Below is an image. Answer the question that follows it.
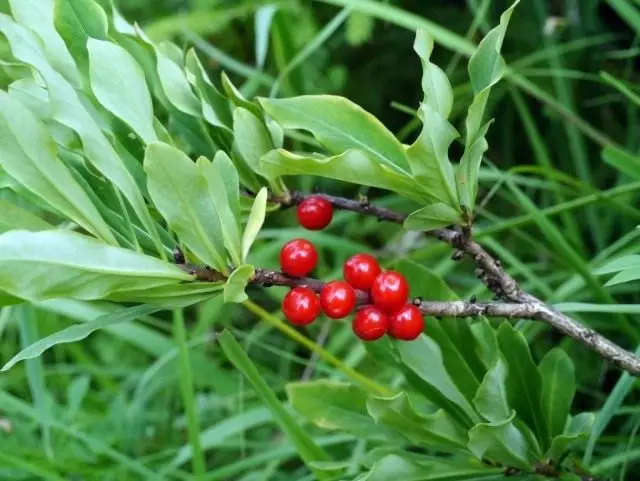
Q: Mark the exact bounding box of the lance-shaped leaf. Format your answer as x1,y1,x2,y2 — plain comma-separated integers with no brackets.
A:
457,0,520,211
156,45,202,117
407,31,460,209
242,187,268,261
468,411,533,471
259,95,412,176
88,38,157,144
404,202,460,231
261,149,426,203
223,264,254,303
234,107,276,178
287,380,401,442
197,153,243,267
185,49,233,129
144,142,228,272
54,0,109,69
497,322,549,450
0,91,116,245
396,336,479,427
367,392,468,450
539,348,576,439
0,230,192,305
473,356,510,423
547,412,594,461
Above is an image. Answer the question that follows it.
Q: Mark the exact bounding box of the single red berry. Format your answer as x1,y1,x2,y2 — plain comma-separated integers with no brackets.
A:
280,238,318,277
320,280,357,319
370,271,409,312
352,306,389,341
282,287,321,326
297,196,333,230
343,253,381,291
388,304,424,340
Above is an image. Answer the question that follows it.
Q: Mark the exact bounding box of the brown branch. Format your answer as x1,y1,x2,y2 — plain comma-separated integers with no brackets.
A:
269,191,640,377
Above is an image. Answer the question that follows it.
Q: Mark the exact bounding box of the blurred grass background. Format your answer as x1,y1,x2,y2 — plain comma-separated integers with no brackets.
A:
2,0,640,479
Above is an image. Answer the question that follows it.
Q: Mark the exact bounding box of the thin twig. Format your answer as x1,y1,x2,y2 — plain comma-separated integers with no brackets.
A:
267,191,640,377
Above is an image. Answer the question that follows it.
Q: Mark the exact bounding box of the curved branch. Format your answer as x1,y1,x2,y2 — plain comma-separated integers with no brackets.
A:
269,191,640,376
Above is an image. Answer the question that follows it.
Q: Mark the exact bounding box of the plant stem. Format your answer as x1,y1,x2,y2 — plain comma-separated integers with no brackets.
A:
241,300,391,395
172,309,205,476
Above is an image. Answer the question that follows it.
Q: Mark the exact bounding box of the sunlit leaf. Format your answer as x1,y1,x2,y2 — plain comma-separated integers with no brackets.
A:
242,187,268,261
224,265,254,303
0,230,192,305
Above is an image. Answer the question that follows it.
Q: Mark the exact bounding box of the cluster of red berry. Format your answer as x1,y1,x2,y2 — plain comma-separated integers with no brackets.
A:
279,196,424,342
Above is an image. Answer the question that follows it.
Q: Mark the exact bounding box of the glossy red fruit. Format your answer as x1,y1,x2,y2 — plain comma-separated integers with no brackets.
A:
282,287,321,326
320,281,357,319
388,304,424,340
370,271,409,312
352,306,389,341
343,253,381,290
280,239,318,277
297,196,333,230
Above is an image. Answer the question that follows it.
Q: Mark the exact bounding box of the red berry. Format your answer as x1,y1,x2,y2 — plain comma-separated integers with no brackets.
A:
297,196,333,230
282,287,321,326
388,305,424,340
343,253,381,290
370,271,409,312
320,281,357,319
353,306,389,341
280,239,318,277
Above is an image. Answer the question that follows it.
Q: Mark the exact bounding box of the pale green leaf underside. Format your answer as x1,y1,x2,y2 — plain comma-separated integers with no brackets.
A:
0,230,191,304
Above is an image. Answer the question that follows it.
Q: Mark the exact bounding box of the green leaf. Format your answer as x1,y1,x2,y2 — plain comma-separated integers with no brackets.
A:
234,106,276,178
11,0,81,87
221,71,262,117
549,412,595,461
0,15,165,256
473,356,510,423
396,336,479,427
144,142,227,272
404,202,460,231
88,38,158,144
497,322,549,450
197,153,243,267
185,49,233,129
0,90,116,245
2,304,162,372
0,200,53,233
242,187,268,261
108,282,224,308
468,411,533,471
408,31,459,207
457,0,519,210
259,95,411,175
367,392,468,450
224,265,254,303
346,11,374,46
602,145,640,180
414,29,453,118
360,454,502,481
156,47,201,117
287,380,399,441
395,259,486,400
54,0,109,69
261,149,426,203
539,348,575,439
0,230,192,304
406,104,460,208
596,254,640,286
218,331,331,478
